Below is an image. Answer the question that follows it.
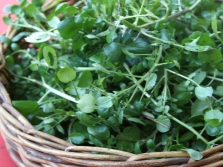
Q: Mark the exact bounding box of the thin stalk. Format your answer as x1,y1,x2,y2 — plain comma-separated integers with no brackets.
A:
166,69,200,87
164,112,209,145
134,0,146,25
139,0,201,28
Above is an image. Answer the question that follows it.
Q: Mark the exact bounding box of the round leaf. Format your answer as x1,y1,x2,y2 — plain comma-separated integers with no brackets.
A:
156,115,171,133
57,67,76,83
195,86,213,101
96,96,113,108
77,94,96,113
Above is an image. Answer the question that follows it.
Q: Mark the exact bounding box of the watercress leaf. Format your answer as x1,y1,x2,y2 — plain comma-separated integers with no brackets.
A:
184,149,203,160
3,16,12,25
107,116,120,132
134,141,142,154
156,115,171,133
146,73,157,91
76,111,96,126
198,49,222,64
184,43,211,52
103,42,125,65
70,132,85,144
127,117,145,126
48,16,60,28
12,100,38,117
211,18,223,43
216,86,223,96
77,71,93,88
179,132,194,143
66,6,78,15
87,124,110,140
55,2,69,15
106,26,117,43
204,109,223,127
195,86,213,101
57,16,78,39
25,32,51,43
193,70,206,84
40,103,55,113
89,134,104,147
10,5,22,14
172,91,191,106
146,139,156,150
96,96,113,108
118,109,124,124
43,46,58,69
56,124,65,134
24,4,37,17
206,124,220,136
0,35,11,45
191,99,209,116
77,94,96,113
57,67,76,83
43,118,55,124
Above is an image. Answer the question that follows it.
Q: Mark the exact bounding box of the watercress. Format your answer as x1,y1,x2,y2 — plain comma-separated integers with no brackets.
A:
2,0,223,160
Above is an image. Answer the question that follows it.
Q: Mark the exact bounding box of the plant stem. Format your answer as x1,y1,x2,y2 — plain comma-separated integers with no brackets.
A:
139,0,201,28
166,69,200,87
134,0,146,26
164,112,209,145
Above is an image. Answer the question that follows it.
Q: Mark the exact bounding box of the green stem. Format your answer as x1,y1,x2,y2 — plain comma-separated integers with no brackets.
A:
38,90,50,104
134,0,146,25
139,0,201,28
164,112,209,145
209,134,223,145
166,69,200,87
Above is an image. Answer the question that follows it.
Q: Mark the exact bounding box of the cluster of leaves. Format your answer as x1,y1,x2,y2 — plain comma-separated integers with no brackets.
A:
2,0,223,160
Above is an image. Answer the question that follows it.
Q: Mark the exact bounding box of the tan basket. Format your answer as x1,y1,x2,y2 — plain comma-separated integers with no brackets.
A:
0,0,223,167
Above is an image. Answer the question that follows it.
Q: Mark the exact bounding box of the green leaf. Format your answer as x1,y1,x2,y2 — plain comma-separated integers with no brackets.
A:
156,115,171,133
76,111,97,126
43,46,57,69
195,86,213,101
146,139,156,151
198,49,222,64
57,67,76,83
87,124,110,140
56,124,65,134
107,116,120,132
212,18,223,44
40,103,55,113
24,4,37,17
48,17,60,28
172,91,191,106
184,149,203,160
106,26,117,43
103,42,125,65
146,73,157,91
70,132,85,144
96,96,113,108
77,94,96,113
57,16,77,39
0,35,11,45
77,71,93,88
55,2,69,15
89,134,104,147
127,117,145,125
179,132,194,143
191,99,209,116
118,109,124,124
12,100,38,117
25,32,51,43
193,70,206,84
204,109,223,127
216,86,223,96
43,118,55,124
134,141,142,154
206,124,220,136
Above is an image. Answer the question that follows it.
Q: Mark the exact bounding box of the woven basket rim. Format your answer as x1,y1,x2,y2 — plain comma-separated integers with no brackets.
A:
0,0,223,166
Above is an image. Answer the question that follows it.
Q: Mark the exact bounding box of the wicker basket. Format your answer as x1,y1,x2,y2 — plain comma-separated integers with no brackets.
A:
0,0,223,167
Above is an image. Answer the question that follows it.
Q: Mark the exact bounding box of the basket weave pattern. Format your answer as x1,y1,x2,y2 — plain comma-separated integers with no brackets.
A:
0,0,223,166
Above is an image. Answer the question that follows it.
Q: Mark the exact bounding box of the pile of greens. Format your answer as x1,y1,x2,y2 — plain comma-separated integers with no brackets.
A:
1,0,223,159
